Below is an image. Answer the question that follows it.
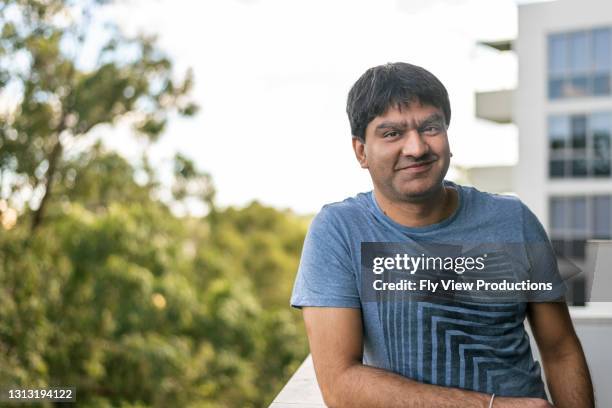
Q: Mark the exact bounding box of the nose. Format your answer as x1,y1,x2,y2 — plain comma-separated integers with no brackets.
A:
401,129,430,159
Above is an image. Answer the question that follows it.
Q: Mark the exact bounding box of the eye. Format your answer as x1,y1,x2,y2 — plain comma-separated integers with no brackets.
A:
422,126,441,135
383,130,400,138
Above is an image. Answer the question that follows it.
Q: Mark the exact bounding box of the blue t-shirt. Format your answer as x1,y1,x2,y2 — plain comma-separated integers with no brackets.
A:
290,180,566,398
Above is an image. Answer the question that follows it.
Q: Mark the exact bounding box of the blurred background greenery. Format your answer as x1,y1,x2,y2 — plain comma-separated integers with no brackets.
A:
0,0,309,406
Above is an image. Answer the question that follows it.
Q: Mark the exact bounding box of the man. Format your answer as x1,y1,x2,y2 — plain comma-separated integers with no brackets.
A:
290,62,594,407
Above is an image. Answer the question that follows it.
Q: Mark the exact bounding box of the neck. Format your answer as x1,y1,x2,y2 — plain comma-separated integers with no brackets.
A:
374,184,458,228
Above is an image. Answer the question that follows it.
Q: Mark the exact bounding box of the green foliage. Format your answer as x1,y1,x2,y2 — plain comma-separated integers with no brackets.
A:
1,170,309,406
0,0,310,406
208,202,309,309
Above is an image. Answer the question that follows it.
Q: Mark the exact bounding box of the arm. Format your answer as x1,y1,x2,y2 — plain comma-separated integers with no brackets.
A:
303,306,552,408
527,302,594,408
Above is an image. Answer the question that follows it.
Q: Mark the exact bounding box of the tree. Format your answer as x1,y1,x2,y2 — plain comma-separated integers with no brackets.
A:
0,0,198,231
0,146,309,406
0,1,310,406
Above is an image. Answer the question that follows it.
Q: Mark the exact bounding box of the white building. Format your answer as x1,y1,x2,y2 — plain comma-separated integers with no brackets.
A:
516,0,612,258
477,0,612,303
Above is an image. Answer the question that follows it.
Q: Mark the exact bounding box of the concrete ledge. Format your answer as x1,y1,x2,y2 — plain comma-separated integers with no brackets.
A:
270,355,325,407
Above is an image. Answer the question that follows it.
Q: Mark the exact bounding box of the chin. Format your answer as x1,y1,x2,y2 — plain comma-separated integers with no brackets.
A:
395,181,444,201
400,190,435,201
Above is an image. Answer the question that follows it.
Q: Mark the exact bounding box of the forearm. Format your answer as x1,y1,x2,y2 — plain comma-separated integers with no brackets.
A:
542,344,594,408
329,363,488,408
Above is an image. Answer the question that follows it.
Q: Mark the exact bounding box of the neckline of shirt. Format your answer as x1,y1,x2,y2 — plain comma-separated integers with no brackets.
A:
367,180,465,234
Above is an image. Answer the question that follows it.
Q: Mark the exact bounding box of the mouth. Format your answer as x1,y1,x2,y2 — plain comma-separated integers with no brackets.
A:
398,160,436,173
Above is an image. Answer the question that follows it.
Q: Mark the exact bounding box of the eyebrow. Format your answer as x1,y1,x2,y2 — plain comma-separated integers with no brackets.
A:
375,113,445,132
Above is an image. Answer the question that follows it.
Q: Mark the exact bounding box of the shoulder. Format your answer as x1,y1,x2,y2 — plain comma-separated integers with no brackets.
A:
304,193,373,250
455,183,540,235
456,183,525,218
459,183,522,210
313,192,372,227
460,184,549,241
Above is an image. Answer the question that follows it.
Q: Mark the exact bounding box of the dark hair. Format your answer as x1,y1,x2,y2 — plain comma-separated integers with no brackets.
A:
346,62,451,142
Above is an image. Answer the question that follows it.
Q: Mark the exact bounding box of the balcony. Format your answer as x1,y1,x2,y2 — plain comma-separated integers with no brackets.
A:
452,164,515,194
475,89,514,124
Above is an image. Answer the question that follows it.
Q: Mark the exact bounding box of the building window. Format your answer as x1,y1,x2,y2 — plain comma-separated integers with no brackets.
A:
550,195,612,259
548,28,612,99
548,112,612,178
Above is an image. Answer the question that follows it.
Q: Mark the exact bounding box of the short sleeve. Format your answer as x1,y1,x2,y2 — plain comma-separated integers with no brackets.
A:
290,206,361,309
521,202,568,301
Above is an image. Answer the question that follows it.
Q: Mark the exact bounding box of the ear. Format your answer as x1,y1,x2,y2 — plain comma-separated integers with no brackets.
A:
352,137,368,169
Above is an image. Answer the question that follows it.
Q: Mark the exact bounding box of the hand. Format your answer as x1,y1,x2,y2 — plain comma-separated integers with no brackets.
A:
493,397,554,407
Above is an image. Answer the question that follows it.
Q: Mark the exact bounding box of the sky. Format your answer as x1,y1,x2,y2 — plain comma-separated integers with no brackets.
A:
99,0,535,215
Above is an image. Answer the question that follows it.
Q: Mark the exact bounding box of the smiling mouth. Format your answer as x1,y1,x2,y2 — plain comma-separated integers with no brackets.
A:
398,160,436,171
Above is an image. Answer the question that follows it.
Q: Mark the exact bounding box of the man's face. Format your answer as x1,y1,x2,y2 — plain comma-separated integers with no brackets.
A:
352,100,451,202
